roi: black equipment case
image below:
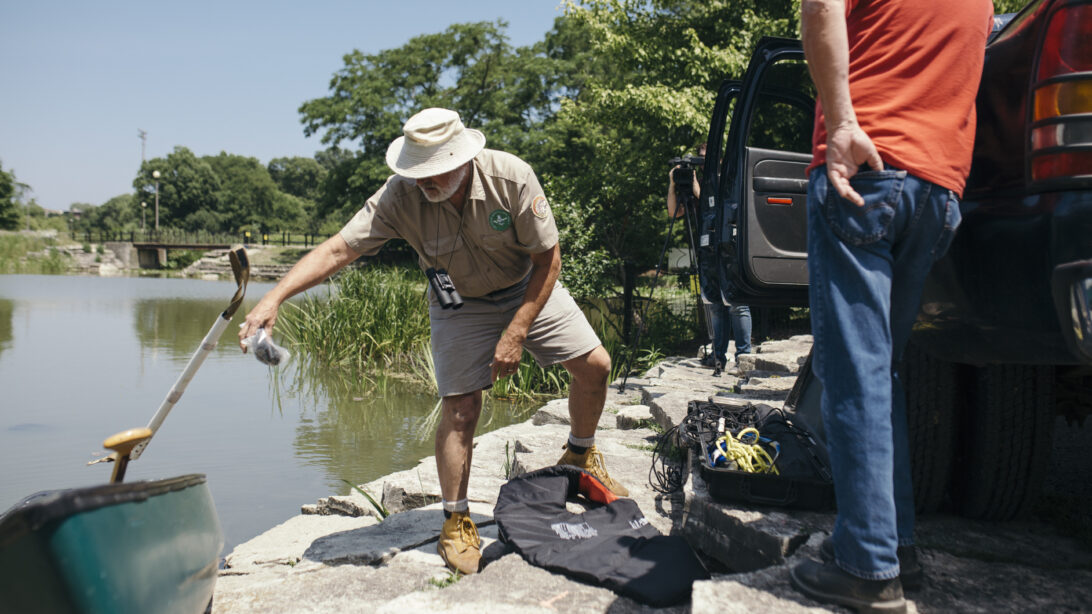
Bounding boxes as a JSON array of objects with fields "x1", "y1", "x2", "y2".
[{"x1": 688, "y1": 398, "x2": 835, "y2": 511}]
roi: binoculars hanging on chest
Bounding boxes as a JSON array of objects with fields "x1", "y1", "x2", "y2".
[{"x1": 427, "y1": 267, "x2": 463, "y2": 310}]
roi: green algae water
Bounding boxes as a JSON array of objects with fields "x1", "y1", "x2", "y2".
[{"x1": 0, "y1": 274, "x2": 540, "y2": 554}]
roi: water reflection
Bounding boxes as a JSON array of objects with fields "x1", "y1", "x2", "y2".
[
  {"x1": 0, "y1": 274, "x2": 550, "y2": 554},
  {"x1": 0, "y1": 299, "x2": 12, "y2": 359},
  {"x1": 284, "y1": 363, "x2": 542, "y2": 492},
  {"x1": 132, "y1": 298, "x2": 231, "y2": 358}
]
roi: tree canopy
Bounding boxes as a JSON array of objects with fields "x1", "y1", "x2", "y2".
[
  {"x1": 63, "y1": 0, "x2": 1024, "y2": 285},
  {"x1": 295, "y1": 0, "x2": 799, "y2": 298},
  {"x1": 0, "y1": 162, "x2": 17, "y2": 231}
]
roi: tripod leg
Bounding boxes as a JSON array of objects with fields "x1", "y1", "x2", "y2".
[{"x1": 616, "y1": 212, "x2": 680, "y2": 392}]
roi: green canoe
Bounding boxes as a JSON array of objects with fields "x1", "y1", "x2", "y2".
[{"x1": 0, "y1": 474, "x2": 222, "y2": 614}]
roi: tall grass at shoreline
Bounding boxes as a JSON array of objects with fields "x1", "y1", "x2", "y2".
[
  {"x1": 0, "y1": 233, "x2": 69, "y2": 274},
  {"x1": 277, "y1": 265, "x2": 431, "y2": 372},
  {"x1": 277, "y1": 265, "x2": 684, "y2": 399}
]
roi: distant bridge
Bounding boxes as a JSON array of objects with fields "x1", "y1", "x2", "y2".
[
  {"x1": 73, "y1": 230, "x2": 320, "y2": 269},
  {"x1": 128, "y1": 241, "x2": 234, "y2": 269}
]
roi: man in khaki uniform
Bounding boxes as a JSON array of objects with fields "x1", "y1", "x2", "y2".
[{"x1": 239, "y1": 108, "x2": 627, "y2": 575}]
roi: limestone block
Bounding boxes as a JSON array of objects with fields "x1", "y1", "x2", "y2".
[
  {"x1": 530, "y1": 397, "x2": 571, "y2": 426},
  {"x1": 302, "y1": 502, "x2": 494, "y2": 566},
  {"x1": 737, "y1": 372, "x2": 797, "y2": 401},
  {"x1": 530, "y1": 397, "x2": 616, "y2": 430},
  {"x1": 645, "y1": 389, "x2": 702, "y2": 430},
  {"x1": 679, "y1": 454, "x2": 827, "y2": 573},
  {"x1": 223, "y1": 514, "x2": 378, "y2": 571},
  {"x1": 616, "y1": 404, "x2": 653, "y2": 430},
  {"x1": 382, "y1": 482, "x2": 441, "y2": 514}
]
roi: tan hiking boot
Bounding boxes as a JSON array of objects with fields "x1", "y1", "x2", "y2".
[
  {"x1": 556, "y1": 444, "x2": 630, "y2": 497},
  {"x1": 437, "y1": 512, "x2": 481, "y2": 575}
]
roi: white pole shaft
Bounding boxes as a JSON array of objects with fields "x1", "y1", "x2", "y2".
[{"x1": 130, "y1": 314, "x2": 232, "y2": 461}]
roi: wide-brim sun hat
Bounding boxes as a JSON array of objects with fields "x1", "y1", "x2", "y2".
[{"x1": 385, "y1": 108, "x2": 486, "y2": 179}]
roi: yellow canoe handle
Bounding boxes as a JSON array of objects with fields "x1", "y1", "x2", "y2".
[
  {"x1": 103, "y1": 428, "x2": 153, "y2": 457},
  {"x1": 102, "y1": 428, "x2": 153, "y2": 483}
]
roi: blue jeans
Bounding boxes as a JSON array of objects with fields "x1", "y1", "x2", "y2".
[
  {"x1": 711, "y1": 303, "x2": 752, "y2": 365},
  {"x1": 807, "y1": 165, "x2": 960, "y2": 580}
]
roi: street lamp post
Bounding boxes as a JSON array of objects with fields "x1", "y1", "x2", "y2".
[
  {"x1": 141, "y1": 201, "x2": 146, "y2": 231},
  {"x1": 152, "y1": 170, "x2": 161, "y2": 232}
]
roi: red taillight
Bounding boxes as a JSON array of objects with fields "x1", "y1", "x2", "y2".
[
  {"x1": 1037, "y1": 5, "x2": 1092, "y2": 81},
  {"x1": 1029, "y1": 3, "x2": 1092, "y2": 184},
  {"x1": 1031, "y1": 151, "x2": 1092, "y2": 181}
]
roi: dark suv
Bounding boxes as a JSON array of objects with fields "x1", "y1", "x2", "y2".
[{"x1": 698, "y1": 2, "x2": 1092, "y2": 519}]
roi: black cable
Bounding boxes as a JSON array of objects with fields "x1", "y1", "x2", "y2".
[
  {"x1": 648, "y1": 401, "x2": 721, "y2": 493},
  {"x1": 648, "y1": 400, "x2": 817, "y2": 493},
  {"x1": 648, "y1": 424, "x2": 685, "y2": 494}
]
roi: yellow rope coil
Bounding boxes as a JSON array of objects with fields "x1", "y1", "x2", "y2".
[{"x1": 711, "y1": 427, "x2": 780, "y2": 474}]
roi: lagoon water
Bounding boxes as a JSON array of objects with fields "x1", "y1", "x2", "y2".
[{"x1": 0, "y1": 274, "x2": 538, "y2": 553}]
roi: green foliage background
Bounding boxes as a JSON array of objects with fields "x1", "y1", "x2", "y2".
[
  {"x1": 0, "y1": 162, "x2": 17, "y2": 230},
  {"x1": 4, "y1": 0, "x2": 1027, "y2": 293}
]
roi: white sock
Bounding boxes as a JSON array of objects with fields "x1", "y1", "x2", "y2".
[
  {"x1": 442, "y1": 499, "x2": 469, "y2": 515},
  {"x1": 568, "y1": 433, "x2": 595, "y2": 449}
]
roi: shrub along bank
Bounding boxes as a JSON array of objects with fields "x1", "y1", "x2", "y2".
[{"x1": 0, "y1": 232, "x2": 69, "y2": 275}]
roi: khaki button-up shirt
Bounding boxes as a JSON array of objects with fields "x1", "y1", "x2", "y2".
[{"x1": 339, "y1": 149, "x2": 559, "y2": 298}]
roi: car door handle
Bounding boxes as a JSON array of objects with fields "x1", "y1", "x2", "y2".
[{"x1": 754, "y1": 177, "x2": 808, "y2": 193}]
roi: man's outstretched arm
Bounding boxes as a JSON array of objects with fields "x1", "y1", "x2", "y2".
[{"x1": 238, "y1": 234, "x2": 361, "y2": 349}]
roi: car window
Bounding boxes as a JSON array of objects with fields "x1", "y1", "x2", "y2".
[
  {"x1": 746, "y1": 58, "x2": 815, "y2": 154},
  {"x1": 712, "y1": 95, "x2": 738, "y2": 183}
]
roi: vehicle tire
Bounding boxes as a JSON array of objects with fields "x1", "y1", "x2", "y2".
[
  {"x1": 954, "y1": 364, "x2": 1055, "y2": 520},
  {"x1": 903, "y1": 342, "x2": 962, "y2": 513}
]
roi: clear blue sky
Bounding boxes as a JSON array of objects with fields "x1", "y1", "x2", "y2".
[{"x1": 0, "y1": 1, "x2": 564, "y2": 212}]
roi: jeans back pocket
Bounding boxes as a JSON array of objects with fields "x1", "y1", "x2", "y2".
[
  {"x1": 818, "y1": 168, "x2": 906, "y2": 246},
  {"x1": 931, "y1": 192, "x2": 962, "y2": 262}
]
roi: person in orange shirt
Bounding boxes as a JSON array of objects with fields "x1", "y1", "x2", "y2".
[{"x1": 791, "y1": 1, "x2": 993, "y2": 612}]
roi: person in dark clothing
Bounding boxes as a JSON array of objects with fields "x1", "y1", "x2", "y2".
[{"x1": 666, "y1": 145, "x2": 751, "y2": 373}]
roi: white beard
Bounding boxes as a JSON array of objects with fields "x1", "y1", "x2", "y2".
[{"x1": 417, "y1": 165, "x2": 469, "y2": 203}]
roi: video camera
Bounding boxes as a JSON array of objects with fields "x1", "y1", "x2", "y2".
[{"x1": 669, "y1": 154, "x2": 705, "y2": 186}]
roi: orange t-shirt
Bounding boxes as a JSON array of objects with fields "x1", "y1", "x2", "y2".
[{"x1": 809, "y1": 0, "x2": 995, "y2": 196}]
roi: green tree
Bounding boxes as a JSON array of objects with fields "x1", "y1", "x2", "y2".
[
  {"x1": 268, "y1": 156, "x2": 324, "y2": 232},
  {"x1": 311, "y1": 147, "x2": 362, "y2": 229},
  {"x1": 203, "y1": 152, "x2": 305, "y2": 233},
  {"x1": 540, "y1": 0, "x2": 796, "y2": 298},
  {"x1": 268, "y1": 156, "x2": 326, "y2": 202},
  {"x1": 298, "y1": 20, "x2": 560, "y2": 224},
  {"x1": 994, "y1": 0, "x2": 1027, "y2": 13},
  {"x1": 134, "y1": 146, "x2": 222, "y2": 231},
  {"x1": 68, "y1": 202, "x2": 96, "y2": 234},
  {"x1": 0, "y1": 162, "x2": 17, "y2": 230},
  {"x1": 94, "y1": 194, "x2": 139, "y2": 231}
]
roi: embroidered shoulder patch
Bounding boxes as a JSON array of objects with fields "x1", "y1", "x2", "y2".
[
  {"x1": 531, "y1": 195, "x2": 551, "y2": 219},
  {"x1": 489, "y1": 209, "x2": 511, "y2": 231}
]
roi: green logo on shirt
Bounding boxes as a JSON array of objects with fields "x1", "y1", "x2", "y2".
[{"x1": 489, "y1": 209, "x2": 511, "y2": 231}]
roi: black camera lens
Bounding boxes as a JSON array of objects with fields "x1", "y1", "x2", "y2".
[{"x1": 673, "y1": 167, "x2": 693, "y2": 185}]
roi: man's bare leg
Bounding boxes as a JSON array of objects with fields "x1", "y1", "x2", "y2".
[
  {"x1": 563, "y1": 345, "x2": 611, "y2": 437},
  {"x1": 435, "y1": 391, "x2": 482, "y2": 502},
  {"x1": 434, "y1": 390, "x2": 483, "y2": 575},
  {"x1": 557, "y1": 345, "x2": 627, "y2": 495}
]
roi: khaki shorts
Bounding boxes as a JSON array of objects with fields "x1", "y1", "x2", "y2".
[{"x1": 429, "y1": 277, "x2": 602, "y2": 397}]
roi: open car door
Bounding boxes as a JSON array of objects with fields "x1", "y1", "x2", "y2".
[{"x1": 702, "y1": 37, "x2": 816, "y2": 307}]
